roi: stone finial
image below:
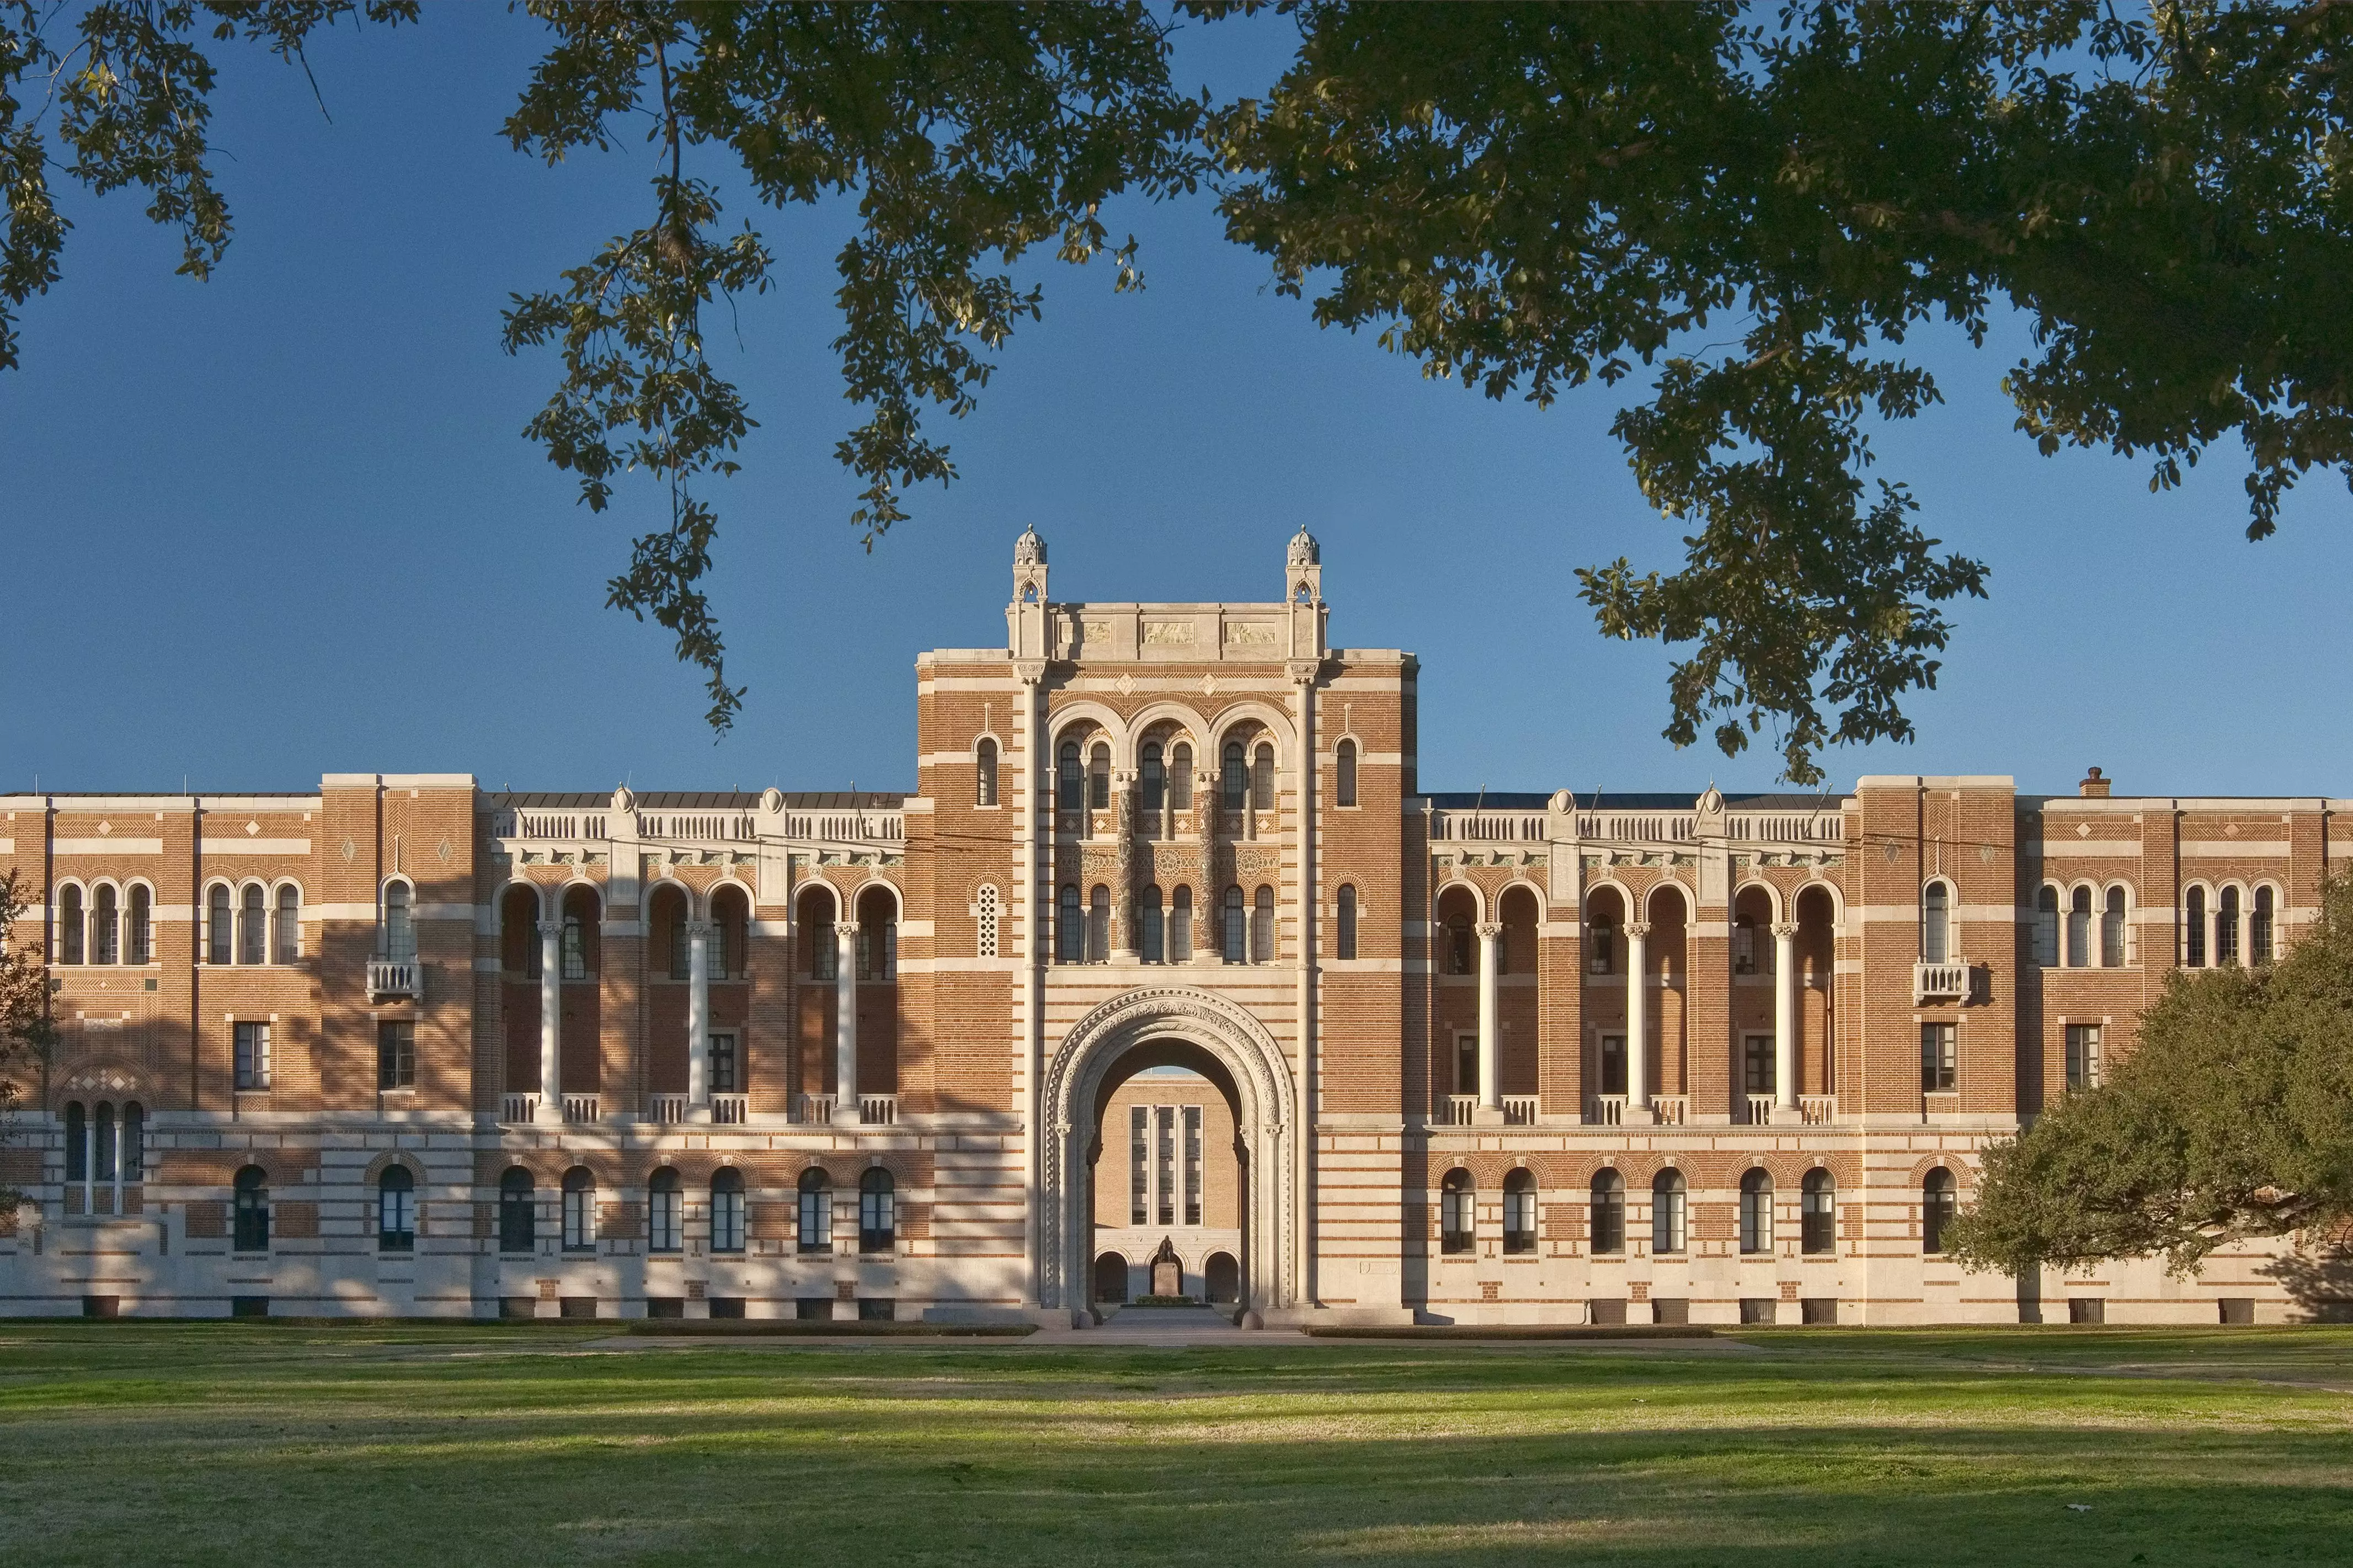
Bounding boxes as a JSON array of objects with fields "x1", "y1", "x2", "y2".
[
  {"x1": 1287, "y1": 526, "x2": 1320, "y2": 568},
  {"x1": 1013, "y1": 525, "x2": 1047, "y2": 567},
  {"x1": 612, "y1": 784, "x2": 635, "y2": 813}
]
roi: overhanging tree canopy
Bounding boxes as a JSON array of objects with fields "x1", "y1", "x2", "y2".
[{"x1": 5, "y1": 2, "x2": 2349, "y2": 775}]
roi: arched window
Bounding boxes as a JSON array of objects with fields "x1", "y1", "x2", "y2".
[
  {"x1": 233, "y1": 1165, "x2": 270, "y2": 1251},
  {"x1": 1221, "y1": 740, "x2": 1246, "y2": 810},
  {"x1": 274, "y1": 884, "x2": 301, "y2": 964},
  {"x1": 856, "y1": 893, "x2": 898, "y2": 980},
  {"x1": 1170, "y1": 886, "x2": 1193, "y2": 963},
  {"x1": 710, "y1": 886, "x2": 748, "y2": 979},
  {"x1": 797, "y1": 1167, "x2": 832, "y2": 1253},
  {"x1": 1336, "y1": 885, "x2": 1358, "y2": 961},
  {"x1": 120, "y1": 1101, "x2": 142, "y2": 1184},
  {"x1": 1058, "y1": 740, "x2": 1082, "y2": 811},
  {"x1": 1801, "y1": 1169, "x2": 1836, "y2": 1255},
  {"x1": 1923, "y1": 1167, "x2": 1957, "y2": 1255},
  {"x1": 1253, "y1": 886, "x2": 1276, "y2": 964},
  {"x1": 562, "y1": 1167, "x2": 595, "y2": 1252},
  {"x1": 499, "y1": 1167, "x2": 536, "y2": 1254},
  {"x1": 378, "y1": 1167, "x2": 415, "y2": 1253},
  {"x1": 2101, "y1": 887, "x2": 2127, "y2": 968},
  {"x1": 860, "y1": 1167, "x2": 896, "y2": 1253},
  {"x1": 1588, "y1": 913, "x2": 1616, "y2": 975},
  {"x1": 1057, "y1": 884, "x2": 1084, "y2": 963},
  {"x1": 1651, "y1": 1170, "x2": 1687, "y2": 1255},
  {"x1": 2185, "y1": 886, "x2": 2208, "y2": 967},
  {"x1": 64, "y1": 1102, "x2": 86, "y2": 1183},
  {"x1": 1203, "y1": 1252, "x2": 1239, "y2": 1304},
  {"x1": 238, "y1": 883, "x2": 268, "y2": 965},
  {"x1": 58, "y1": 886, "x2": 84, "y2": 964},
  {"x1": 975, "y1": 737, "x2": 999, "y2": 807},
  {"x1": 1251, "y1": 743, "x2": 1275, "y2": 812},
  {"x1": 1088, "y1": 742, "x2": 1111, "y2": 811},
  {"x1": 1140, "y1": 886, "x2": 1165, "y2": 963},
  {"x1": 230, "y1": 1167, "x2": 271, "y2": 1252},
  {"x1": 2034, "y1": 886, "x2": 2059, "y2": 967},
  {"x1": 2067, "y1": 885, "x2": 2092, "y2": 968},
  {"x1": 711, "y1": 1168, "x2": 746, "y2": 1253},
  {"x1": 1335, "y1": 738, "x2": 1358, "y2": 807},
  {"x1": 126, "y1": 885, "x2": 151, "y2": 965},
  {"x1": 1921, "y1": 882, "x2": 1950, "y2": 965},
  {"x1": 381, "y1": 881, "x2": 415, "y2": 964},
  {"x1": 1502, "y1": 1169, "x2": 1537, "y2": 1255},
  {"x1": 95, "y1": 1103, "x2": 115, "y2": 1192},
  {"x1": 647, "y1": 1168, "x2": 683, "y2": 1253},
  {"x1": 975, "y1": 884, "x2": 1001, "y2": 959},
  {"x1": 207, "y1": 883, "x2": 232, "y2": 965},
  {"x1": 1438, "y1": 1170, "x2": 1474, "y2": 1255},
  {"x1": 1738, "y1": 1169, "x2": 1774, "y2": 1255},
  {"x1": 1087, "y1": 885, "x2": 1110, "y2": 963},
  {"x1": 89, "y1": 884, "x2": 118, "y2": 965},
  {"x1": 2218, "y1": 886, "x2": 2242, "y2": 964},
  {"x1": 1140, "y1": 741, "x2": 1165, "y2": 813},
  {"x1": 2253, "y1": 886, "x2": 2276, "y2": 965},
  {"x1": 668, "y1": 894, "x2": 691, "y2": 979},
  {"x1": 1446, "y1": 912, "x2": 1473, "y2": 976},
  {"x1": 1589, "y1": 1170, "x2": 1626, "y2": 1254},
  {"x1": 1170, "y1": 743, "x2": 1194, "y2": 810},
  {"x1": 1223, "y1": 886, "x2": 1246, "y2": 963}
]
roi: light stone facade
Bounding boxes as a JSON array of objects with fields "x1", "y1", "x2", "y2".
[{"x1": 1, "y1": 528, "x2": 2338, "y2": 1325}]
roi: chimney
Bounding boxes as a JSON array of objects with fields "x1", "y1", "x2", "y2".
[{"x1": 2079, "y1": 766, "x2": 2111, "y2": 798}]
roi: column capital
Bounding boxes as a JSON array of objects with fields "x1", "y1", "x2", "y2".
[
  {"x1": 1285, "y1": 660, "x2": 1320, "y2": 687},
  {"x1": 685, "y1": 919, "x2": 712, "y2": 937},
  {"x1": 1474, "y1": 921, "x2": 1504, "y2": 940},
  {"x1": 1013, "y1": 659, "x2": 1048, "y2": 686},
  {"x1": 1769, "y1": 921, "x2": 1800, "y2": 940},
  {"x1": 1625, "y1": 920, "x2": 1652, "y2": 938}
]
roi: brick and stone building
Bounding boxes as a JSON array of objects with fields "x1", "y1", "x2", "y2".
[{"x1": 0, "y1": 527, "x2": 2331, "y2": 1324}]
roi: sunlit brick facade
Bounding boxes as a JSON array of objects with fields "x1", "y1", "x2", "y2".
[{"x1": 0, "y1": 529, "x2": 2330, "y2": 1324}]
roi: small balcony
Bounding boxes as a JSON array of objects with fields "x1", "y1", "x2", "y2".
[
  {"x1": 1799, "y1": 1095, "x2": 1838, "y2": 1125},
  {"x1": 860, "y1": 1094, "x2": 899, "y2": 1126},
  {"x1": 1585, "y1": 1094, "x2": 1626, "y2": 1127},
  {"x1": 649, "y1": 1094, "x2": 690, "y2": 1125},
  {"x1": 500, "y1": 1092, "x2": 539, "y2": 1124},
  {"x1": 711, "y1": 1094, "x2": 748, "y2": 1126},
  {"x1": 1441, "y1": 1095, "x2": 1542, "y2": 1127},
  {"x1": 791, "y1": 1092, "x2": 837, "y2": 1124},
  {"x1": 562, "y1": 1094, "x2": 600, "y2": 1125},
  {"x1": 1914, "y1": 960, "x2": 1971, "y2": 1004},
  {"x1": 367, "y1": 958, "x2": 420, "y2": 1000}
]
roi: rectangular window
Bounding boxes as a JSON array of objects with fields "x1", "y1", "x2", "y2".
[
  {"x1": 1130, "y1": 1107, "x2": 1148, "y2": 1226},
  {"x1": 1920, "y1": 1023, "x2": 1956, "y2": 1094},
  {"x1": 234, "y1": 1022, "x2": 271, "y2": 1091},
  {"x1": 1183, "y1": 1106, "x2": 1202, "y2": 1228},
  {"x1": 1743, "y1": 1035, "x2": 1773, "y2": 1095},
  {"x1": 1155, "y1": 1107, "x2": 1176, "y2": 1228},
  {"x1": 708, "y1": 1032, "x2": 739, "y2": 1093},
  {"x1": 1599, "y1": 1034, "x2": 1626, "y2": 1097},
  {"x1": 1455, "y1": 1033, "x2": 1479, "y2": 1098},
  {"x1": 2064, "y1": 1024, "x2": 2102, "y2": 1092},
  {"x1": 377, "y1": 1020, "x2": 415, "y2": 1090},
  {"x1": 812, "y1": 921, "x2": 836, "y2": 981}
]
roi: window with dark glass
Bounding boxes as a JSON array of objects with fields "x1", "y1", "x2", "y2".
[
  {"x1": 2185, "y1": 886, "x2": 2207, "y2": 967},
  {"x1": 1087, "y1": 886, "x2": 1110, "y2": 963},
  {"x1": 2035, "y1": 885, "x2": 2059, "y2": 966},
  {"x1": 562, "y1": 1167, "x2": 596, "y2": 1252},
  {"x1": 1088, "y1": 743, "x2": 1111, "y2": 810},
  {"x1": 1652, "y1": 1170, "x2": 1687, "y2": 1254},
  {"x1": 1140, "y1": 886, "x2": 1164, "y2": 963},
  {"x1": 377, "y1": 1020, "x2": 415, "y2": 1090},
  {"x1": 1251, "y1": 744, "x2": 1274, "y2": 812},
  {"x1": 2218, "y1": 886, "x2": 2241, "y2": 963},
  {"x1": 711, "y1": 1168, "x2": 746, "y2": 1252},
  {"x1": 381, "y1": 881, "x2": 415, "y2": 964},
  {"x1": 90, "y1": 884, "x2": 118, "y2": 964},
  {"x1": 1439, "y1": 1170, "x2": 1474, "y2": 1255},
  {"x1": 1130, "y1": 1107, "x2": 1148, "y2": 1225},
  {"x1": 2252, "y1": 886, "x2": 2275, "y2": 964},
  {"x1": 1920, "y1": 1022, "x2": 1956, "y2": 1093},
  {"x1": 238, "y1": 883, "x2": 267, "y2": 965},
  {"x1": 648, "y1": 1169, "x2": 682, "y2": 1253},
  {"x1": 2067, "y1": 885, "x2": 2092, "y2": 968},
  {"x1": 1335, "y1": 739, "x2": 1358, "y2": 807},
  {"x1": 208, "y1": 883, "x2": 232, "y2": 965},
  {"x1": 709, "y1": 1032, "x2": 739, "y2": 1093},
  {"x1": 274, "y1": 884, "x2": 301, "y2": 964},
  {"x1": 1058, "y1": 740, "x2": 1082, "y2": 811},
  {"x1": 975, "y1": 737, "x2": 998, "y2": 807},
  {"x1": 126, "y1": 884, "x2": 151, "y2": 964},
  {"x1": 1923, "y1": 1168, "x2": 1957, "y2": 1254},
  {"x1": 234, "y1": 1021, "x2": 270, "y2": 1091},
  {"x1": 1739, "y1": 1169, "x2": 1774, "y2": 1255},
  {"x1": 1502, "y1": 1169, "x2": 1536, "y2": 1255},
  {"x1": 1336, "y1": 884, "x2": 1358, "y2": 961},
  {"x1": 2101, "y1": 887, "x2": 2127, "y2": 967},
  {"x1": 378, "y1": 1166, "x2": 415, "y2": 1253},
  {"x1": 1221, "y1": 741, "x2": 1246, "y2": 811},
  {"x1": 1446, "y1": 914, "x2": 1472, "y2": 976},
  {"x1": 797, "y1": 1167, "x2": 832, "y2": 1252},
  {"x1": 2065, "y1": 1023, "x2": 2101, "y2": 1091},
  {"x1": 59, "y1": 885, "x2": 84, "y2": 964},
  {"x1": 562, "y1": 914, "x2": 586, "y2": 980},
  {"x1": 1589, "y1": 1170, "x2": 1625, "y2": 1254},
  {"x1": 1170, "y1": 743, "x2": 1193, "y2": 810},
  {"x1": 1743, "y1": 1035, "x2": 1774, "y2": 1096},
  {"x1": 1253, "y1": 886, "x2": 1275, "y2": 964},
  {"x1": 1140, "y1": 742, "x2": 1165, "y2": 813},
  {"x1": 1183, "y1": 1106, "x2": 1202, "y2": 1226},
  {"x1": 860, "y1": 1167, "x2": 895, "y2": 1253},
  {"x1": 1223, "y1": 886, "x2": 1246, "y2": 963},
  {"x1": 1170, "y1": 886, "x2": 1193, "y2": 963},
  {"x1": 1801, "y1": 1169, "x2": 1836, "y2": 1255},
  {"x1": 65, "y1": 1101, "x2": 87, "y2": 1183},
  {"x1": 499, "y1": 1167, "x2": 536, "y2": 1253},
  {"x1": 1599, "y1": 1034, "x2": 1627, "y2": 1096},
  {"x1": 233, "y1": 1165, "x2": 270, "y2": 1251},
  {"x1": 1922, "y1": 882, "x2": 1950, "y2": 964}
]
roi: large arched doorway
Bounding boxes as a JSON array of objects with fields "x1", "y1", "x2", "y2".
[{"x1": 1042, "y1": 986, "x2": 1298, "y2": 1319}]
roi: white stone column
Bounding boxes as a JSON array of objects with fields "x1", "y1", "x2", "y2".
[
  {"x1": 536, "y1": 911, "x2": 561, "y2": 1122},
  {"x1": 834, "y1": 918, "x2": 860, "y2": 1123},
  {"x1": 1625, "y1": 920, "x2": 1652, "y2": 1119},
  {"x1": 1475, "y1": 920, "x2": 1503, "y2": 1117},
  {"x1": 1016, "y1": 662, "x2": 1046, "y2": 1310},
  {"x1": 686, "y1": 919, "x2": 711, "y2": 1113},
  {"x1": 1772, "y1": 921, "x2": 1800, "y2": 1117}
]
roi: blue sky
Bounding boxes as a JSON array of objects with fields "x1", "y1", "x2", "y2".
[{"x1": 3, "y1": 8, "x2": 2347, "y2": 802}]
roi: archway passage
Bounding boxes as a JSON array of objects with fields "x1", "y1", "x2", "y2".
[
  {"x1": 1089, "y1": 1058, "x2": 1246, "y2": 1305},
  {"x1": 1042, "y1": 986, "x2": 1298, "y2": 1320}
]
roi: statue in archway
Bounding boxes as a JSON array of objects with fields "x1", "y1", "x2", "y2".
[{"x1": 1150, "y1": 1235, "x2": 1184, "y2": 1299}]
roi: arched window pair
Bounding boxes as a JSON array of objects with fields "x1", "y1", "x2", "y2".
[
  {"x1": 1050, "y1": 886, "x2": 1111, "y2": 963},
  {"x1": 2183, "y1": 886, "x2": 2274, "y2": 968},
  {"x1": 1056, "y1": 739, "x2": 1112, "y2": 812},
  {"x1": 56, "y1": 885, "x2": 156, "y2": 966},
  {"x1": 1136, "y1": 739, "x2": 1194, "y2": 814},
  {"x1": 2035, "y1": 885, "x2": 2129, "y2": 968},
  {"x1": 62, "y1": 1101, "x2": 143, "y2": 1191},
  {"x1": 1219, "y1": 739, "x2": 1277, "y2": 813},
  {"x1": 797, "y1": 1167, "x2": 891, "y2": 1252},
  {"x1": 198, "y1": 883, "x2": 302, "y2": 964},
  {"x1": 1137, "y1": 886, "x2": 1194, "y2": 963},
  {"x1": 1218, "y1": 886, "x2": 1276, "y2": 964}
]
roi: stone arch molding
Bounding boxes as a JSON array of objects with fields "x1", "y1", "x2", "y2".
[{"x1": 1041, "y1": 984, "x2": 1298, "y2": 1319}]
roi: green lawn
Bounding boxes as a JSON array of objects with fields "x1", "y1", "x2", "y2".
[{"x1": 0, "y1": 1322, "x2": 2347, "y2": 1565}]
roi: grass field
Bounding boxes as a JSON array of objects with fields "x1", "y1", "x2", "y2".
[{"x1": 1, "y1": 1322, "x2": 2347, "y2": 1565}]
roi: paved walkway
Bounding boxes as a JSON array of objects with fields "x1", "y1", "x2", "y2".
[{"x1": 1033, "y1": 1306, "x2": 1264, "y2": 1346}]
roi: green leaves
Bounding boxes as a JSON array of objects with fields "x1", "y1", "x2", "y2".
[{"x1": 1949, "y1": 873, "x2": 2353, "y2": 1279}]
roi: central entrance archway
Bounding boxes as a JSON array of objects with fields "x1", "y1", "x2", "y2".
[{"x1": 1041, "y1": 986, "x2": 1298, "y2": 1318}]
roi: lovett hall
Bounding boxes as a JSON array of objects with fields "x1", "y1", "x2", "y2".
[{"x1": 2, "y1": 530, "x2": 2336, "y2": 1326}]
